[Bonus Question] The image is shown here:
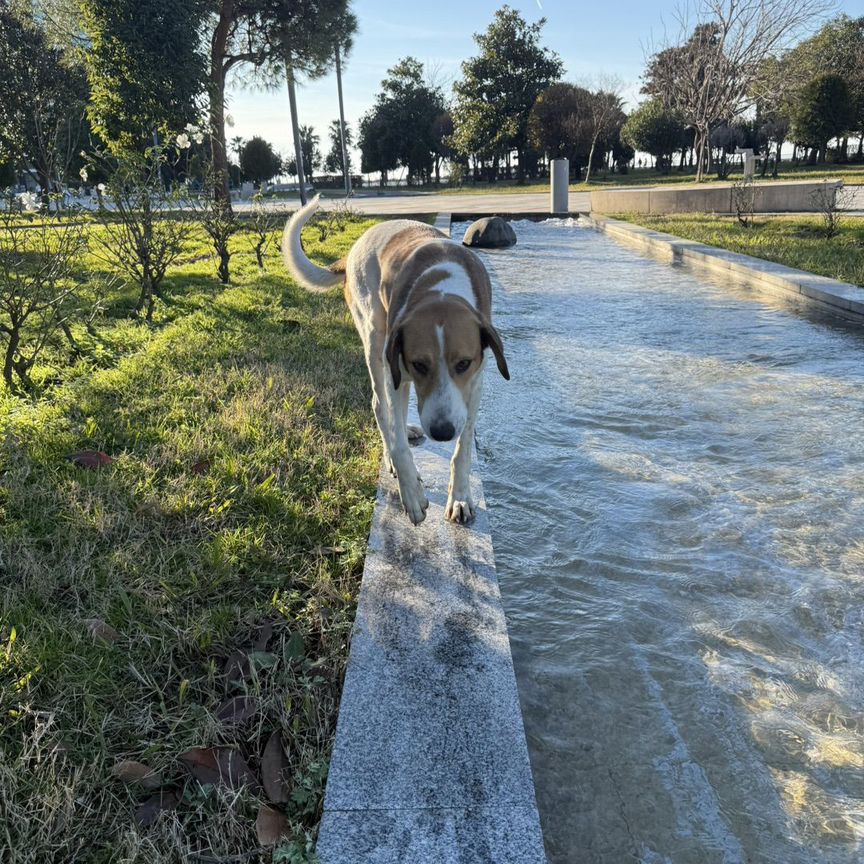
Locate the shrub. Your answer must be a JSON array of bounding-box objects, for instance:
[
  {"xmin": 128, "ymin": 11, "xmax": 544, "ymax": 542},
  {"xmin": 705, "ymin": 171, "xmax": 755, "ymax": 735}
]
[{"xmin": 0, "ymin": 206, "xmax": 102, "ymax": 392}]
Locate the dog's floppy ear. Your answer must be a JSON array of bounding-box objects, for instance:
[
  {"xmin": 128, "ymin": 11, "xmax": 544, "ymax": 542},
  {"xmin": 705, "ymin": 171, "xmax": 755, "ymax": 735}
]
[
  {"xmin": 385, "ymin": 325, "xmax": 404, "ymax": 390},
  {"xmin": 481, "ymin": 320, "xmax": 510, "ymax": 380}
]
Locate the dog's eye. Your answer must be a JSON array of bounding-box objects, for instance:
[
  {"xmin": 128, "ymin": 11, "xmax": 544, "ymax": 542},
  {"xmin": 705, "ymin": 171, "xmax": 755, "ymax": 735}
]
[
  {"xmin": 454, "ymin": 359, "xmax": 472, "ymax": 374},
  {"xmin": 412, "ymin": 361, "xmax": 429, "ymax": 376}
]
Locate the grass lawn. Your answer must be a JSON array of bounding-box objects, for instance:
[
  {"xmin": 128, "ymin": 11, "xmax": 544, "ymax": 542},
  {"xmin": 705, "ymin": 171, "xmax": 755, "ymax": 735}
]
[
  {"xmin": 618, "ymin": 213, "xmax": 864, "ymax": 288},
  {"xmin": 1, "ymin": 216, "xmax": 382, "ymax": 861}
]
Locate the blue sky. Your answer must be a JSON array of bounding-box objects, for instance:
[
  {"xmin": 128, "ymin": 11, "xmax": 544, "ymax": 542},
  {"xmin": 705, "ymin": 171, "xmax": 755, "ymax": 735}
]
[{"xmin": 225, "ymin": 0, "xmax": 864, "ymax": 168}]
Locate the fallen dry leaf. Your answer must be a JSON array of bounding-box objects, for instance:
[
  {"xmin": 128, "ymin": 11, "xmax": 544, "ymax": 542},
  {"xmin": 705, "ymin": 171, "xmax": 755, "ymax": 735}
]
[
  {"xmin": 224, "ymin": 651, "xmax": 251, "ymax": 684},
  {"xmin": 67, "ymin": 450, "xmax": 113, "ymax": 469},
  {"xmin": 134, "ymin": 790, "xmax": 179, "ymax": 827},
  {"xmin": 215, "ymin": 695, "xmax": 258, "ymax": 726},
  {"xmin": 82, "ymin": 618, "xmax": 120, "ymax": 643},
  {"xmin": 253, "ymin": 622, "xmax": 274, "ymax": 652},
  {"xmin": 261, "ymin": 731, "xmax": 289, "ymax": 804},
  {"xmin": 178, "ymin": 747, "xmax": 260, "ymax": 791},
  {"xmin": 191, "ymin": 458, "xmax": 211, "ymax": 476},
  {"xmin": 256, "ymin": 804, "xmax": 288, "ymax": 846},
  {"xmin": 112, "ymin": 760, "xmax": 162, "ymax": 790},
  {"xmin": 312, "ymin": 545, "xmax": 346, "ymax": 556}
]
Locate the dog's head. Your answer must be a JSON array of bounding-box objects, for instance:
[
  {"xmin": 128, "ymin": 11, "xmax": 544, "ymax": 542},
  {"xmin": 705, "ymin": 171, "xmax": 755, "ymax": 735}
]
[{"xmin": 385, "ymin": 295, "xmax": 509, "ymax": 442}]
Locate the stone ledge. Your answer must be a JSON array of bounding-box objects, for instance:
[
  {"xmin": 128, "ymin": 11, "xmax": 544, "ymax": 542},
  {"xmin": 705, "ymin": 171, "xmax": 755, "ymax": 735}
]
[
  {"xmin": 315, "ymin": 408, "xmax": 545, "ymax": 864},
  {"xmin": 589, "ymin": 179, "xmax": 843, "ymax": 215},
  {"xmin": 584, "ymin": 215, "xmax": 864, "ymax": 324}
]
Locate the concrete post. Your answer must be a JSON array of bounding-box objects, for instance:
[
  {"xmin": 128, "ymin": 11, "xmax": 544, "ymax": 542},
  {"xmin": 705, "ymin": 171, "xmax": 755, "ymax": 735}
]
[
  {"xmin": 550, "ymin": 158, "xmax": 569, "ymax": 214},
  {"xmin": 735, "ymin": 147, "xmax": 755, "ymax": 181}
]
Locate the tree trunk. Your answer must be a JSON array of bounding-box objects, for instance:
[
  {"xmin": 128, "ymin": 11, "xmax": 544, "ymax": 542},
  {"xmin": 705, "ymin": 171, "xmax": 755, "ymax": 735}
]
[
  {"xmin": 3, "ymin": 326, "xmax": 19, "ymax": 391},
  {"xmin": 218, "ymin": 246, "xmax": 230, "ymax": 283},
  {"xmin": 286, "ymin": 58, "xmax": 307, "ymax": 205},
  {"xmin": 209, "ymin": 0, "xmax": 234, "ymax": 208},
  {"xmin": 585, "ymin": 137, "xmax": 598, "ymax": 184},
  {"xmin": 334, "ymin": 43, "xmax": 351, "ymax": 197}
]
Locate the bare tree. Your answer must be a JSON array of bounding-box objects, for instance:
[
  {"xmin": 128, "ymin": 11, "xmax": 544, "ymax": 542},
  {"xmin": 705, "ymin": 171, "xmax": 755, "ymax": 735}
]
[
  {"xmin": 648, "ymin": 0, "xmax": 833, "ymax": 181},
  {"xmin": 581, "ymin": 76, "xmax": 626, "ymax": 184}
]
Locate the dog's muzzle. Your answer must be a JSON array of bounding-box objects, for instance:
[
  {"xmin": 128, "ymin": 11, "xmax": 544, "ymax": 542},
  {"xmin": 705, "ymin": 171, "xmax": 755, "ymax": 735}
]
[{"xmin": 429, "ymin": 420, "xmax": 456, "ymax": 442}]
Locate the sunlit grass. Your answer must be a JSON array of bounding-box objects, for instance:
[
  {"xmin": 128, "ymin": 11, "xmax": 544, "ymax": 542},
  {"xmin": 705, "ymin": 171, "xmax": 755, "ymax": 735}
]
[
  {"xmin": 619, "ymin": 213, "xmax": 864, "ymax": 288},
  {"xmin": 0, "ymin": 217, "xmax": 382, "ymax": 862}
]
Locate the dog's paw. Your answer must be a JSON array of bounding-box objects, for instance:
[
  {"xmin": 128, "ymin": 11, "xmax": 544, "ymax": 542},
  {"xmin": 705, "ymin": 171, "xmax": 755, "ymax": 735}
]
[
  {"xmin": 445, "ymin": 493, "xmax": 475, "ymax": 524},
  {"xmin": 406, "ymin": 424, "xmax": 425, "ymax": 443},
  {"xmin": 399, "ymin": 475, "xmax": 429, "ymax": 525}
]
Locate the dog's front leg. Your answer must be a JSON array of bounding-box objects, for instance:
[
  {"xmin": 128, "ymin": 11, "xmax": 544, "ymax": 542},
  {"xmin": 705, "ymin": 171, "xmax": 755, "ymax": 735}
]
[
  {"xmin": 369, "ymin": 342, "xmax": 428, "ymax": 525},
  {"xmin": 446, "ymin": 372, "xmax": 482, "ymax": 524},
  {"xmin": 387, "ymin": 388, "xmax": 428, "ymax": 524}
]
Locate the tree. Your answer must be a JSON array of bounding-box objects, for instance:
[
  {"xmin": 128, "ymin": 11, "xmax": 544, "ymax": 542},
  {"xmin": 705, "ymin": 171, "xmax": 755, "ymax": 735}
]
[
  {"xmin": 324, "ymin": 119, "xmax": 352, "ymax": 175},
  {"xmin": 583, "ymin": 86, "xmax": 625, "ymax": 183},
  {"xmin": 239, "ymin": 136, "xmax": 282, "ymax": 184},
  {"xmin": 207, "ymin": 0, "xmax": 357, "ymax": 204},
  {"xmin": 782, "ymin": 15, "xmax": 864, "ymax": 159},
  {"xmin": 643, "ymin": 0, "xmax": 833, "ymax": 181},
  {"xmin": 528, "ymin": 83, "xmax": 594, "ymax": 174},
  {"xmin": 0, "ymin": 8, "xmax": 89, "ymax": 198},
  {"xmin": 791, "ymin": 74, "xmax": 855, "ymax": 162},
  {"xmin": 78, "ymin": 0, "xmax": 207, "ymax": 153},
  {"xmin": 621, "ymin": 100, "xmax": 686, "ymax": 173},
  {"xmin": 358, "ymin": 58, "xmax": 446, "ymax": 186},
  {"xmin": 450, "ymin": 6, "xmax": 563, "ymax": 181},
  {"xmin": 299, "ymin": 125, "xmax": 321, "ymax": 176}
]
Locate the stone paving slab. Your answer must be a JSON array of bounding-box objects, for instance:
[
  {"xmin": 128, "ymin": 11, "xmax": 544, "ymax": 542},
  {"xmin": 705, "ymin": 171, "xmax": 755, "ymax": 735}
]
[
  {"xmin": 315, "ymin": 413, "xmax": 545, "ymax": 864},
  {"xmin": 586, "ymin": 214, "xmax": 864, "ymax": 323}
]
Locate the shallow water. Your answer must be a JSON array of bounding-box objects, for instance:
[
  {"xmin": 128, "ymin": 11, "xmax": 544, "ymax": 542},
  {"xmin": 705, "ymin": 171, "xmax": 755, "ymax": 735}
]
[{"xmin": 466, "ymin": 219, "xmax": 864, "ymax": 864}]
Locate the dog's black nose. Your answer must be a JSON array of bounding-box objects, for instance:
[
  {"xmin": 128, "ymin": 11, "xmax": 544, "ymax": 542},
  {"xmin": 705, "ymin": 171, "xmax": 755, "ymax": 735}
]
[{"xmin": 429, "ymin": 420, "xmax": 455, "ymax": 442}]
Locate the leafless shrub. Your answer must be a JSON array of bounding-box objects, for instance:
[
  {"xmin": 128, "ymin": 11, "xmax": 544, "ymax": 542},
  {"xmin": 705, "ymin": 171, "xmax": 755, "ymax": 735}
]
[
  {"xmin": 810, "ymin": 182, "xmax": 850, "ymax": 238},
  {"xmin": 248, "ymin": 192, "xmax": 276, "ymax": 269},
  {"xmin": 0, "ymin": 205, "xmax": 103, "ymax": 393},
  {"xmin": 732, "ymin": 175, "xmax": 756, "ymax": 227},
  {"xmin": 87, "ymin": 144, "xmax": 196, "ymax": 322},
  {"xmin": 189, "ymin": 172, "xmax": 241, "ymax": 284},
  {"xmin": 310, "ymin": 200, "xmax": 362, "ymax": 243}
]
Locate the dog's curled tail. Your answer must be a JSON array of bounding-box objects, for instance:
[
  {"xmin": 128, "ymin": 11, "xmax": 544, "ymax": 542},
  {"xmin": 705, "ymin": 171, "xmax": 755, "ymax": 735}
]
[{"xmin": 281, "ymin": 195, "xmax": 345, "ymax": 292}]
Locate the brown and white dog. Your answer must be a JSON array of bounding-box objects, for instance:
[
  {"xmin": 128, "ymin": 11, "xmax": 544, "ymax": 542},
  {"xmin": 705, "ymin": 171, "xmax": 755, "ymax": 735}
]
[{"xmin": 282, "ymin": 197, "xmax": 509, "ymax": 525}]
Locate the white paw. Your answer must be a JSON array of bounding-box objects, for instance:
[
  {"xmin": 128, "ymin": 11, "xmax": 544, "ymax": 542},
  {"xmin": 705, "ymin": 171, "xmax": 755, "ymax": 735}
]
[
  {"xmin": 406, "ymin": 424, "xmax": 425, "ymax": 442},
  {"xmin": 398, "ymin": 473, "xmax": 429, "ymax": 525},
  {"xmin": 445, "ymin": 493, "xmax": 475, "ymax": 524}
]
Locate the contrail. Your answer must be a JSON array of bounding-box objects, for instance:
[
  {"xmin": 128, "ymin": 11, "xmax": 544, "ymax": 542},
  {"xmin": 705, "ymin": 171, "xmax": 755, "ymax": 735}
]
[{"xmin": 536, "ymin": 0, "xmax": 543, "ymax": 7}]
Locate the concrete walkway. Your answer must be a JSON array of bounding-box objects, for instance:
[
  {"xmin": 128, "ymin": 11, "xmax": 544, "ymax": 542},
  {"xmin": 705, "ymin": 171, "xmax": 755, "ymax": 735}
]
[{"xmin": 310, "ymin": 190, "xmax": 591, "ymax": 216}]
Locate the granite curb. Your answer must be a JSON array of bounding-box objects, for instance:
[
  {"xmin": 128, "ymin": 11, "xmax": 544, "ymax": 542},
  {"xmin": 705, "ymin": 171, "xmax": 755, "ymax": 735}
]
[
  {"xmin": 583, "ymin": 214, "xmax": 864, "ymax": 324},
  {"xmin": 315, "ymin": 223, "xmax": 545, "ymax": 862}
]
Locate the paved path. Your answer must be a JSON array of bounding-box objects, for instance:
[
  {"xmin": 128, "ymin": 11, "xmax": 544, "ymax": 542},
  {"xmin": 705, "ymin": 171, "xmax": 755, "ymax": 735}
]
[{"xmin": 311, "ymin": 190, "xmax": 591, "ymax": 216}]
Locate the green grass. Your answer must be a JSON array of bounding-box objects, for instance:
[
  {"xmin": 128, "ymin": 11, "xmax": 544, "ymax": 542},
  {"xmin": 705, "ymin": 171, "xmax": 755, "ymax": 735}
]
[
  {"xmin": 619, "ymin": 212, "xmax": 864, "ymax": 288},
  {"xmin": 0, "ymin": 217, "xmax": 382, "ymax": 861}
]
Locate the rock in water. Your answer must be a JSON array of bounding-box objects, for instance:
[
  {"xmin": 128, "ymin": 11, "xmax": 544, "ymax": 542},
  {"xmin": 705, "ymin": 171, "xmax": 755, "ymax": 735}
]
[{"xmin": 462, "ymin": 216, "xmax": 517, "ymax": 248}]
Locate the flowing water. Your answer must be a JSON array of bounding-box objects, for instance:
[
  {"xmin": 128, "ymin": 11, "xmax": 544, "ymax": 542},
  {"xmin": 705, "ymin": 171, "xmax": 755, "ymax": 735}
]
[{"xmin": 466, "ymin": 219, "xmax": 864, "ymax": 864}]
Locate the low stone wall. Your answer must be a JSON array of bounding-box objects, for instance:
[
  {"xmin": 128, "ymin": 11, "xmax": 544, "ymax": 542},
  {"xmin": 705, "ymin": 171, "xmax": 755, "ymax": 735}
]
[
  {"xmin": 584, "ymin": 214, "xmax": 864, "ymax": 324},
  {"xmin": 590, "ymin": 180, "xmax": 842, "ymax": 215}
]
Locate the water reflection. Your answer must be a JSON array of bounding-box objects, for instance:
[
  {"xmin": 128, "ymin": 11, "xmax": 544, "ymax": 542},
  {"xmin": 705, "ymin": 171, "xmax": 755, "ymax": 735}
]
[{"xmin": 469, "ymin": 219, "xmax": 864, "ymax": 864}]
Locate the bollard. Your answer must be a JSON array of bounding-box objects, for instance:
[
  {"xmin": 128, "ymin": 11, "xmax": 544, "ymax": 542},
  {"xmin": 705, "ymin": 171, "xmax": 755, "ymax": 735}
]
[{"xmin": 550, "ymin": 158, "xmax": 569, "ymax": 214}]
